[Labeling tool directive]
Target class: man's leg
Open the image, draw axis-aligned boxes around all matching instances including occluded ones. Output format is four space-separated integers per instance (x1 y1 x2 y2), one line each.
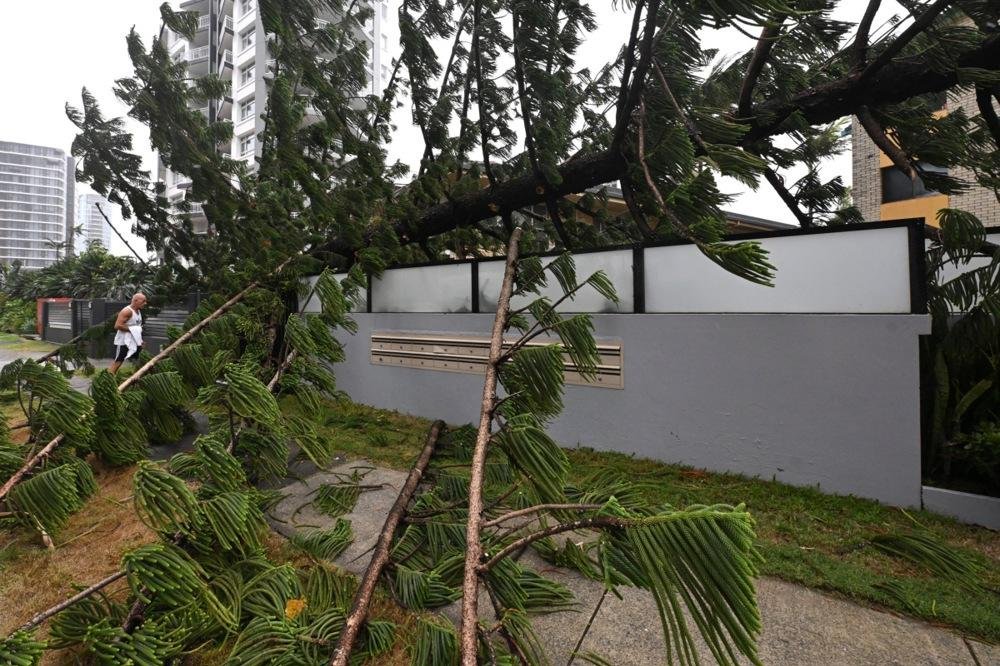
110 345 127 374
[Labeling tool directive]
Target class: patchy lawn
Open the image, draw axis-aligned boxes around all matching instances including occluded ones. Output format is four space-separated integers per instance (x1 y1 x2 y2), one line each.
307 399 1000 643
0 462 152 640
0 334 57 355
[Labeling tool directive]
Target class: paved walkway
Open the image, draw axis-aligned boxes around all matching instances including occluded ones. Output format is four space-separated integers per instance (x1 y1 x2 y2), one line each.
269 460 999 666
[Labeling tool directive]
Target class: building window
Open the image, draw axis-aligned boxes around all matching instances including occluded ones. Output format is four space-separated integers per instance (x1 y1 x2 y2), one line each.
381 34 388 51
239 65 255 88
241 0 256 16
239 99 255 122
239 29 255 53
880 163 947 203
239 134 256 156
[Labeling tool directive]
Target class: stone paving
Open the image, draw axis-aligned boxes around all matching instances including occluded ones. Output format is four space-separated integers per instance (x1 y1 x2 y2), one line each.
269 459 999 666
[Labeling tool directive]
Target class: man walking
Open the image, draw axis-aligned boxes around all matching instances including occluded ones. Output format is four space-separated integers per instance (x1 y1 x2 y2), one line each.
110 293 147 374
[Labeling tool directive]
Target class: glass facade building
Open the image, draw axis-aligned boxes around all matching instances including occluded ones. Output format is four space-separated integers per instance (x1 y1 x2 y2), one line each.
75 193 116 253
0 140 74 269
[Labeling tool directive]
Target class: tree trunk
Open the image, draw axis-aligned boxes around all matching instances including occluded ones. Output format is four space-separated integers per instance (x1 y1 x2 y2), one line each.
459 228 522 665
329 419 446 666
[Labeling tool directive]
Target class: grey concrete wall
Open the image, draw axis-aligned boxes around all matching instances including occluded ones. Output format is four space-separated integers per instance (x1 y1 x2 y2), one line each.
922 486 1000 530
332 312 930 507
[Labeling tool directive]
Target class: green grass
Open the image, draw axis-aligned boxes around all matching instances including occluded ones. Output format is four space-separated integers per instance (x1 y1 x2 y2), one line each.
303 399 1000 643
0 333 57 354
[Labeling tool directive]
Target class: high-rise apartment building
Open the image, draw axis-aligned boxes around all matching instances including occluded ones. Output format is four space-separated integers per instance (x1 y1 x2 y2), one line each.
160 0 392 234
75 193 116 252
0 140 75 269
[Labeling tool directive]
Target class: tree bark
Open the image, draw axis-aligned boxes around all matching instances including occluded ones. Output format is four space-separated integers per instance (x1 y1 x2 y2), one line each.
328 419 446 666
459 227 522 665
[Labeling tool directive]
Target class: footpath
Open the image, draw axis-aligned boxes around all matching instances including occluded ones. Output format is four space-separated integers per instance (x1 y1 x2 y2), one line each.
269 460 1000 666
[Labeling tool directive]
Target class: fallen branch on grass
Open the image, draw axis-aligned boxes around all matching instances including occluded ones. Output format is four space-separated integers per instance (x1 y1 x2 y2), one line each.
17 571 127 632
328 419 446 666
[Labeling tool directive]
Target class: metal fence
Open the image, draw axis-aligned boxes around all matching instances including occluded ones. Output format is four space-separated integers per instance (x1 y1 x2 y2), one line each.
41 294 202 358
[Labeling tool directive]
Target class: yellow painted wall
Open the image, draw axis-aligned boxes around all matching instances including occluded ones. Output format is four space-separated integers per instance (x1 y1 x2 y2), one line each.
881 194 948 227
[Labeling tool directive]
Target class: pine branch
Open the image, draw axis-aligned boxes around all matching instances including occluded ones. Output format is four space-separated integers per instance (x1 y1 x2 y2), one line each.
16 571 127 633
483 503 603 528
511 9 573 251
94 202 148 267
856 105 916 179
329 420 445 666
857 0 954 83
763 167 813 228
478 516 631 573
850 0 883 69
460 227 522 665
737 17 786 118
471 0 497 188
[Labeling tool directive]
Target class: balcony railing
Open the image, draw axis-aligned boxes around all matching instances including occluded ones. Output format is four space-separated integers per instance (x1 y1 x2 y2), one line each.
222 15 234 32
197 14 210 30
188 45 210 62
219 49 233 67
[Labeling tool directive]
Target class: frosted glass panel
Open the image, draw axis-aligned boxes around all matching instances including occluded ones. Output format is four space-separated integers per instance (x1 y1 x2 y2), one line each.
299 273 367 313
372 263 472 312
479 249 633 313
644 226 912 313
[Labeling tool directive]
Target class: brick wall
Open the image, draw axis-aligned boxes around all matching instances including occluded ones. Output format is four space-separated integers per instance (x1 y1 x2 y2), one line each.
946 88 1000 227
851 116 882 221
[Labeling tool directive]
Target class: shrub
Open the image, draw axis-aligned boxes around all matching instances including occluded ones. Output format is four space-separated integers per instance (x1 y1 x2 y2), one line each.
0 297 36 334
949 423 1000 497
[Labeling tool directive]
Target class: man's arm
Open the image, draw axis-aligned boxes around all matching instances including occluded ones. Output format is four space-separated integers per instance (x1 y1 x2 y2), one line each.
114 308 132 333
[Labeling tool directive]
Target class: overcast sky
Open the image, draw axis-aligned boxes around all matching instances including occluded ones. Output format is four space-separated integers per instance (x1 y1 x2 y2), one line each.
0 1 898 258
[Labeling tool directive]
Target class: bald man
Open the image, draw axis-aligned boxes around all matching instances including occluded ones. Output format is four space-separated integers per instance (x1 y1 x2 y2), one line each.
110 293 147 374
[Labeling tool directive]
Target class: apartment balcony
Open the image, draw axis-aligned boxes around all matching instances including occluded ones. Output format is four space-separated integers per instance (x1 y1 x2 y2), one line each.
218 96 233 119
197 14 210 30
189 45 209 60
218 49 233 70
